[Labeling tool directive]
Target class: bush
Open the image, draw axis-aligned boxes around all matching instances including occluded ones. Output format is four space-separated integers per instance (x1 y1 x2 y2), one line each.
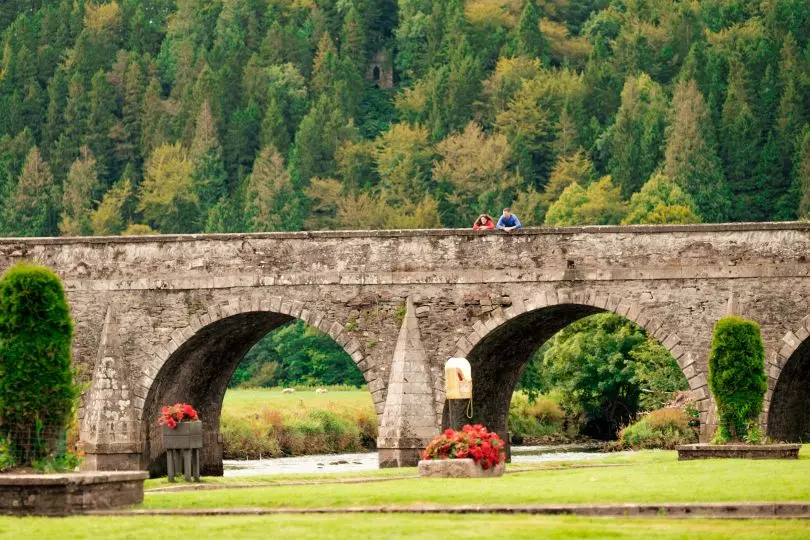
0 263 79 465
708 316 767 443
0 436 15 472
508 392 568 443
618 408 697 450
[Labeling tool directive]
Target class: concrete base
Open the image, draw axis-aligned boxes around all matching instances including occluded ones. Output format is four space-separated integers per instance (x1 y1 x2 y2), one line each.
82 452 142 472
0 471 148 516
676 443 801 460
418 459 505 478
379 448 422 468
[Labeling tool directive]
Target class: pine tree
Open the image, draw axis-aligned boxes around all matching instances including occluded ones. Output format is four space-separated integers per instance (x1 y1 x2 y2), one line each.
609 74 668 198
224 101 261 181
59 147 98 236
260 96 292 156
140 76 168 158
795 128 810 219
776 34 805 178
190 101 228 222
137 143 199 233
90 178 134 236
664 80 730 223
244 145 303 232
515 0 549 63
720 58 759 221
2 147 57 237
43 68 68 154
86 70 118 185
340 5 366 71
122 56 145 169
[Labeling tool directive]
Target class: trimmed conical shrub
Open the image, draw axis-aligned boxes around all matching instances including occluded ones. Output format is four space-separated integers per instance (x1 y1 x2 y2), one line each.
0 262 77 464
708 316 767 442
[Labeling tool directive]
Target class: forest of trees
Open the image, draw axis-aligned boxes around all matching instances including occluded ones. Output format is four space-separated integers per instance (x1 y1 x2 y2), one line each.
1 0 810 237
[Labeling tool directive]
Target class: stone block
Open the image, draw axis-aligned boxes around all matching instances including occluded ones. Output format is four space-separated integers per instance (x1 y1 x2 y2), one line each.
417 459 505 478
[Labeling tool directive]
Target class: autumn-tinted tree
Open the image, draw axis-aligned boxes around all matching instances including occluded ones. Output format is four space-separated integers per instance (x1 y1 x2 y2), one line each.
664 80 730 222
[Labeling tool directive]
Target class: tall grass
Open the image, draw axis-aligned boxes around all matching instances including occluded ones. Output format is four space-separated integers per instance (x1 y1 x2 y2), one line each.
220 387 377 459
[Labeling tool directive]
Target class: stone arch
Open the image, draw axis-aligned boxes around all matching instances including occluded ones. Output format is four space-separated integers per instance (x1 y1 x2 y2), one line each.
137 295 368 476
767 316 810 441
447 289 706 444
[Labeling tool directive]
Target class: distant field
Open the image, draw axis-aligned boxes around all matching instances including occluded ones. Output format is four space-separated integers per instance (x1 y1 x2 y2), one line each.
222 388 374 416
220 388 377 459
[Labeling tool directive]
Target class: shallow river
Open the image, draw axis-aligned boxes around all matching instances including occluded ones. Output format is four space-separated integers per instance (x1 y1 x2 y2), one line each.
223 445 626 477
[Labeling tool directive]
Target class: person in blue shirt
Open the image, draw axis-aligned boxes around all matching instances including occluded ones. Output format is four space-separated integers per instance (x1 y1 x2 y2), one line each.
496 208 521 232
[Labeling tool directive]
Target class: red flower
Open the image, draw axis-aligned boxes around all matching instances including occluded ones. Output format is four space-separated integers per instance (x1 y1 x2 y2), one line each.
157 403 200 429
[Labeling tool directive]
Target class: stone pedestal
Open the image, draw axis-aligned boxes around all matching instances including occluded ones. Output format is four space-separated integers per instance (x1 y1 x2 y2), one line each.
418 458 505 478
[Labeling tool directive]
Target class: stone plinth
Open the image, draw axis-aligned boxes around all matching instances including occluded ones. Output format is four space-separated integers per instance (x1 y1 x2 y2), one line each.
676 444 801 460
418 459 505 478
0 471 148 516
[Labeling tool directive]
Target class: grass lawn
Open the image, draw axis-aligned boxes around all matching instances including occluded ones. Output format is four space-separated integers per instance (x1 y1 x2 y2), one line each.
141 448 810 509
222 388 374 416
1 515 809 539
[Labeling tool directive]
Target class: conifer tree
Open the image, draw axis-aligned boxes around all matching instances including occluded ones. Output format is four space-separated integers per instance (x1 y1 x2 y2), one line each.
59 147 98 236
138 143 198 233
43 68 68 154
609 74 668 198
795 128 810 219
244 145 303 232
720 58 759 221
190 101 228 222
515 0 549 63
776 34 805 177
86 70 118 184
664 80 730 222
2 147 57 237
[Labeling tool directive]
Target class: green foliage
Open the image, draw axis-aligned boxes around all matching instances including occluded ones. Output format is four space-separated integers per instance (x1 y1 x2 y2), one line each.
508 392 566 443
544 176 626 226
0 263 78 465
0 435 14 472
543 313 687 438
708 316 767 443
231 321 365 389
618 408 698 450
622 173 702 225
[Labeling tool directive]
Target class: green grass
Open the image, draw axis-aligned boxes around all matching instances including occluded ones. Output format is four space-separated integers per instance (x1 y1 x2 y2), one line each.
140 448 810 509
220 388 377 459
222 388 374 415
1 515 809 539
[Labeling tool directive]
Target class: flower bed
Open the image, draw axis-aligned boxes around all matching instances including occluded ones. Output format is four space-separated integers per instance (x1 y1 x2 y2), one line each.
419 425 506 478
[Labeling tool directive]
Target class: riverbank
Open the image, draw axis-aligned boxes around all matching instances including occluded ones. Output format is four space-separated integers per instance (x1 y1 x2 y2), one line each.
220 388 579 459
220 388 377 459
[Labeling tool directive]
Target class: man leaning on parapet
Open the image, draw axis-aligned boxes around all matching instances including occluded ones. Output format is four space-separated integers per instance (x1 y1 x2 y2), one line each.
496 207 521 232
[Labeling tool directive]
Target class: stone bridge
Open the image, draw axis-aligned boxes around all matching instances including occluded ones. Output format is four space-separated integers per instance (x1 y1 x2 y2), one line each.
1 223 809 475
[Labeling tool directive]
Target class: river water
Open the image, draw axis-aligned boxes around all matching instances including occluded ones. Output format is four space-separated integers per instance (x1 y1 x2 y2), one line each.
223 445 624 477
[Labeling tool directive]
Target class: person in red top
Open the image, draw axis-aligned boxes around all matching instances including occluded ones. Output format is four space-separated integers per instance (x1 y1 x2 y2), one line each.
472 214 496 230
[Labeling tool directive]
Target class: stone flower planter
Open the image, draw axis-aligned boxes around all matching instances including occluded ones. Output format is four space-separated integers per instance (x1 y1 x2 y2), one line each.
676 443 801 461
162 421 202 482
418 458 505 478
162 420 203 449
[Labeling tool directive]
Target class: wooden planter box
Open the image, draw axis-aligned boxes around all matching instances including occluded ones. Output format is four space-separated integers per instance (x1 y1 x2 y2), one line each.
162 421 203 449
676 443 801 461
418 459 505 478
